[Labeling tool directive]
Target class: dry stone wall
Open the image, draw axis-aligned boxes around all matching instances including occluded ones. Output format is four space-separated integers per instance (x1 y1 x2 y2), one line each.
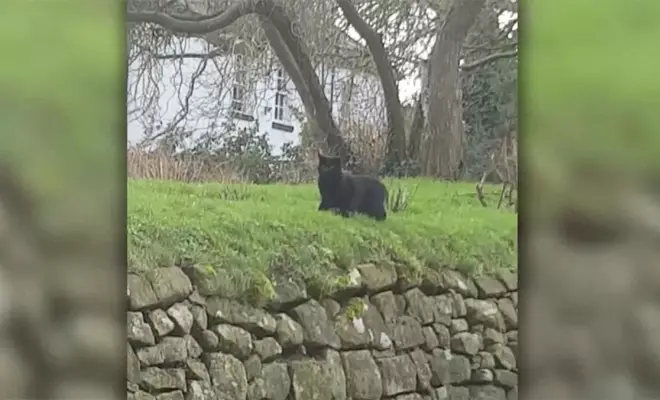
127 264 518 400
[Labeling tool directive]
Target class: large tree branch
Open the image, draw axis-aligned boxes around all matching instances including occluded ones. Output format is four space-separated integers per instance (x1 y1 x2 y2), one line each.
263 10 346 156
461 49 517 71
258 18 316 124
126 0 273 34
127 0 348 158
440 0 488 41
336 0 407 167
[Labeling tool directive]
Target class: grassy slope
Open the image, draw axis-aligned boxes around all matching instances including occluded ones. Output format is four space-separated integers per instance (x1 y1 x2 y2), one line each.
128 178 517 298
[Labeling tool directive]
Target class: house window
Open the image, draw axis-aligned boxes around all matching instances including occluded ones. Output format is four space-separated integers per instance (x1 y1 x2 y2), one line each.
231 55 255 121
273 69 288 122
232 86 244 113
231 55 246 113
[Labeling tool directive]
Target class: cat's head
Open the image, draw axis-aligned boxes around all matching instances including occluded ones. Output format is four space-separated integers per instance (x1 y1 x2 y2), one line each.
318 150 341 175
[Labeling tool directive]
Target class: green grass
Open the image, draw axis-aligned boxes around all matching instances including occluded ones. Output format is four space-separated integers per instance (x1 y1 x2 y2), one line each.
128 178 517 300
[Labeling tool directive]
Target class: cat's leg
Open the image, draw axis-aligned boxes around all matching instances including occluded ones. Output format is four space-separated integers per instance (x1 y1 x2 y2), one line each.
337 201 351 218
319 196 336 211
318 200 330 211
376 194 388 220
364 190 387 221
345 186 365 217
336 198 350 217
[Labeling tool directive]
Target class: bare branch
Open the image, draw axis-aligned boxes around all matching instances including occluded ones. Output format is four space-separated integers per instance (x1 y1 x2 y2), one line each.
259 17 316 123
476 171 488 207
497 16 518 40
461 49 517 71
141 56 211 145
464 40 517 54
154 49 224 59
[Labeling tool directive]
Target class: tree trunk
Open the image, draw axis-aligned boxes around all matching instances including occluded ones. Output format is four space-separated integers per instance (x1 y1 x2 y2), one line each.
407 93 425 163
425 0 485 178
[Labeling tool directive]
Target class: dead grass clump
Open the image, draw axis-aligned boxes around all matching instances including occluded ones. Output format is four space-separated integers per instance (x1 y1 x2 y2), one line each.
127 149 243 183
475 131 518 210
271 158 317 184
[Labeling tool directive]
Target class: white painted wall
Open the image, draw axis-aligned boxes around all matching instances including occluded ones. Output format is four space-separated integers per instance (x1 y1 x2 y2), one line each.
127 38 386 155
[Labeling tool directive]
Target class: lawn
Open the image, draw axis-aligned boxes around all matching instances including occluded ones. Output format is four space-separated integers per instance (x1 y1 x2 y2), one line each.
128 178 517 301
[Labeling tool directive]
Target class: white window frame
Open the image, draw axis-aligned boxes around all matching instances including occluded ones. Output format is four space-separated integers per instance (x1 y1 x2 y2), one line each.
273 68 289 122
231 55 250 115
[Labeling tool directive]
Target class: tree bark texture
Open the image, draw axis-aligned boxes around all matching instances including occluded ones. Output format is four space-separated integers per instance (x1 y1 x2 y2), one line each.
426 0 486 178
407 93 425 163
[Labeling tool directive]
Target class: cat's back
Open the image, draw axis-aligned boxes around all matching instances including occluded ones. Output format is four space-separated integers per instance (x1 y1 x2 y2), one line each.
349 174 386 190
348 174 387 219
346 175 387 203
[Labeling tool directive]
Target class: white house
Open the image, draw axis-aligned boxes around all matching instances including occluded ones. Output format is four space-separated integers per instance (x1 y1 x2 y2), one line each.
127 33 387 155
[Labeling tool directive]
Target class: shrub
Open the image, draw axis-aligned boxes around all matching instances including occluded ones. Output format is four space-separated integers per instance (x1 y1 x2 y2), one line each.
388 181 419 213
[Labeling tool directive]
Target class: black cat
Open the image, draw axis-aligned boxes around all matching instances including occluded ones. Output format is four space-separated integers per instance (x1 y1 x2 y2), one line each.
317 151 388 221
